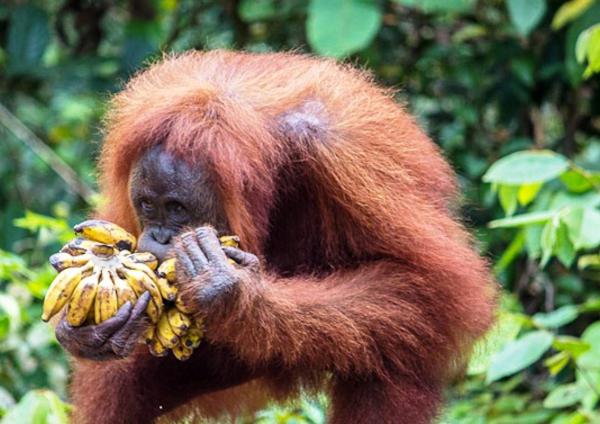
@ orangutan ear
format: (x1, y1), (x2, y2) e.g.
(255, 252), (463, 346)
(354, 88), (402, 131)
(276, 100), (329, 146)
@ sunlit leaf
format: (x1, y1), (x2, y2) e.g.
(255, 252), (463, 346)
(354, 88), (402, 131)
(483, 150), (569, 185)
(553, 336), (591, 357)
(552, 0), (594, 30)
(468, 312), (524, 375)
(517, 183), (542, 206)
(533, 305), (579, 329)
(507, 0), (547, 36)
(499, 185), (519, 216)
(486, 330), (553, 383)
(488, 211), (555, 228)
(307, 0), (381, 58)
(544, 351), (570, 376)
(543, 383), (584, 408)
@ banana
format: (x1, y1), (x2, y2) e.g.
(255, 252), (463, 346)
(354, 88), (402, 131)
(127, 252), (158, 270)
(219, 235), (240, 248)
(109, 270), (137, 308)
(147, 337), (168, 357)
(156, 277), (177, 301)
(74, 219), (136, 251)
(121, 257), (159, 282)
(143, 326), (155, 344)
(157, 258), (176, 282)
(41, 265), (88, 321)
(49, 252), (92, 272)
(175, 293), (194, 314)
(66, 271), (100, 326)
(120, 268), (163, 323)
(156, 313), (179, 348)
(172, 342), (193, 361)
(94, 269), (118, 323)
(60, 238), (115, 257)
(167, 308), (191, 335)
(181, 325), (203, 349)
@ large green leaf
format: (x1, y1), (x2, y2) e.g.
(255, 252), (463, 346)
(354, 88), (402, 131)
(6, 5), (50, 75)
(533, 305), (579, 329)
(543, 383), (584, 409)
(486, 330), (553, 383)
(507, 0), (547, 36)
(483, 150), (569, 185)
(307, 0), (381, 58)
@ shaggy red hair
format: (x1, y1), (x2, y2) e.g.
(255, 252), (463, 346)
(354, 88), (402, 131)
(70, 50), (496, 423)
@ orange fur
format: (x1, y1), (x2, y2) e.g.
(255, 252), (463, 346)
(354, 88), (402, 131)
(70, 50), (497, 423)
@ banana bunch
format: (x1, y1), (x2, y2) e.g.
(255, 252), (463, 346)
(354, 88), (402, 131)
(143, 258), (202, 361)
(42, 219), (239, 361)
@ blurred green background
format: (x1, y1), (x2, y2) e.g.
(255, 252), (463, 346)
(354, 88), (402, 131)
(0, 0), (599, 423)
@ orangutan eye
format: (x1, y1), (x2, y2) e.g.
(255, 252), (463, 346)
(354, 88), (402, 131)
(166, 201), (186, 217)
(140, 200), (155, 215)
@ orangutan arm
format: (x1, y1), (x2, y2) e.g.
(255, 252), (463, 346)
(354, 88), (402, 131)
(175, 228), (493, 381)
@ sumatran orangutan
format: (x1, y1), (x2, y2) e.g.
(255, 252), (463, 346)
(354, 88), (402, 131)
(54, 50), (496, 423)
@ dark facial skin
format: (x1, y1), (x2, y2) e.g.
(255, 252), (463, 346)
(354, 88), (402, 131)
(55, 145), (261, 361)
(131, 145), (229, 261)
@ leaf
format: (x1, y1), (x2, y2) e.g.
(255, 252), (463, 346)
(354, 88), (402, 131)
(560, 169), (593, 192)
(499, 185), (519, 216)
(507, 0), (547, 36)
(534, 305), (579, 329)
(518, 182), (542, 206)
(552, 0), (594, 30)
(543, 384), (585, 409)
(544, 351), (570, 376)
(577, 24), (600, 78)
(554, 220), (576, 267)
(488, 211), (555, 228)
(540, 218), (558, 267)
(562, 207), (600, 249)
(468, 312), (523, 375)
(553, 336), (591, 357)
(483, 150), (569, 185)
(486, 330), (554, 383)
(0, 390), (70, 424)
(307, 0), (382, 58)
(6, 4), (50, 75)
(392, 0), (475, 13)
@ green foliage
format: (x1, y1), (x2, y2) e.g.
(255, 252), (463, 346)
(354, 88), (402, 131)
(0, 0), (599, 423)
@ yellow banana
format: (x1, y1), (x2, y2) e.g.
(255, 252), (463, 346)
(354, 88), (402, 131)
(94, 269), (118, 323)
(219, 235), (240, 248)
(156, 313), (179, 348)
(60, 238), (115, 257)
(120, 268), (163, 323)
(49, 252), (92, 272)
(127, 252), (158, 270)
(109, 270), (137, 308)
(143, 326), (155, 344)
(156, 277), (177, 301)
(157, 258), (176, 282)
(172, 342), (193, 361)
(74, 219), (136, 251)
(181, 325), (203, 349)
(175, 294), (194, 314)
(166, 308), (191, 336)
(147, 336), (168, 357)
(66, 271), (100, 326)
(42, 265), (88, 321)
